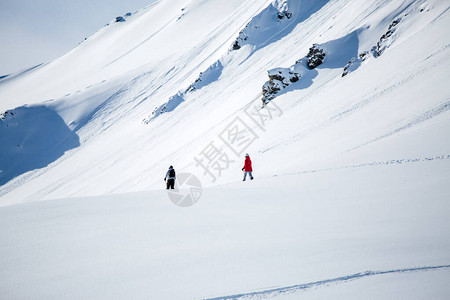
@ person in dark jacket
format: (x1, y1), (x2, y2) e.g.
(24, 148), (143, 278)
(164, 165), (176, 189)
(241, 153), (254, 181)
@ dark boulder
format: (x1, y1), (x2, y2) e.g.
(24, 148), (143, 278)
(306, 44), (325, 69)
(277, 10), (292, 20)
(262, 68), (300, 105)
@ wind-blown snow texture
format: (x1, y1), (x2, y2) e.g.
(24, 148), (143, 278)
(0, 0), (449, 299)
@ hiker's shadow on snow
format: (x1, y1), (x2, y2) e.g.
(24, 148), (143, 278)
(0, 105), (80, 186)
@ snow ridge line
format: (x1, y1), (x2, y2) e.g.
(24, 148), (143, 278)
(205, 264), (450, 300)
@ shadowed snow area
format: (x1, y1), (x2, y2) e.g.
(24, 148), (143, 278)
(0, 106), (79, 185)
(148, 60), (224, 121)
(318, 30), (360, 69)
(232, 0), (330, 51)
(262, 29), (360, 103)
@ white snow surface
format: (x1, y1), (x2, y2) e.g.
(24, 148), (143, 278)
(0, 0), (450, 298)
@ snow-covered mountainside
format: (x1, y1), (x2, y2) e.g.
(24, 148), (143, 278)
(0, 0), (448, 202)
(1, 0), (449, 298)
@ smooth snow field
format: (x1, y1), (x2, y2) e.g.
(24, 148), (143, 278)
(1, 0), (449, 298)
(1, 161), (449, 299)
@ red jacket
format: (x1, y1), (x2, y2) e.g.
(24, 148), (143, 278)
(243, 156), (252, 171)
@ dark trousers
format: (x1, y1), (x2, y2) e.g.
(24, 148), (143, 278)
(166, 179), (175, 189)
(243, 171), (253, 181)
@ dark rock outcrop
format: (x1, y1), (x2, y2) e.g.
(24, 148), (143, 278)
(306, 44), (326, 69)
(144, 61), (223, 123)
(232, 30), (248, 50)
(262, 68), (300, 105)
(342, 17), (403, 77)
(342, 52), (369, 77)
(230, 1), (293, 51)
(277, 10), (292, 20)
(261, 42), (328, 105)
(0, 110), (14, 120)
(375, 18), (401, 56)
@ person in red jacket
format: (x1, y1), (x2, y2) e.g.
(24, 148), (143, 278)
(241, 153), (254, 181)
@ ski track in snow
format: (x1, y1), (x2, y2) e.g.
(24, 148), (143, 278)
(273, 154), (450, 177)
(348, 99), (450, 151)
(331, 50), (450, 124)
(106, 17), (174, 67)
(205, 264), (450, 300)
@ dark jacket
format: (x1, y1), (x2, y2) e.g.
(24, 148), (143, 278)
(165, 168), (176, 180)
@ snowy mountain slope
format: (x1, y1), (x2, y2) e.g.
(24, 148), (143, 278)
(1, 0), (450, 298)
(0, 0), (274, 108)
(0, 0), (270, 197)
(1, 0), (449, 204)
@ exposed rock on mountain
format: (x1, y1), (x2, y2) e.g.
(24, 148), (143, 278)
(342, 52), (370, 77)
(0, 110), (14, 120)
(342, 17), (403, 77)
(305, 44), (326, 69)
(277, 10), (292, 20)
(231, 0), (294, 51)
(375, 18), (402, 57)
(262, 42), (326, 105)
(262, 67), (301, 104)
(144, 60), (223, 122)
